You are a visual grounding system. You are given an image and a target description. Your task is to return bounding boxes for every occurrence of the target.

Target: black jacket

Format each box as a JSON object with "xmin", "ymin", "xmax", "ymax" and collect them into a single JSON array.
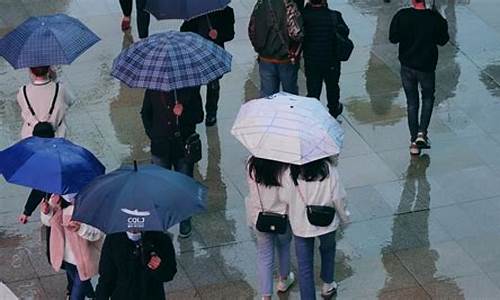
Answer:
[
  {"xmin": 180, "ymin": 6, "xmax": 235, "ymax": 47},
  {"xmin": 302, "ymin": 4, "xmax": 349, "ymax": 68},
  {"xmin": 389, "ymin": 8, "xmax": 449, "ymax": 72},
  {"xmin": 140, "ymin": 88, "xmax": 202, "ymax": 157},
  {"xmin": 95, "ymin": 232, "xmax": 177, "ymax": 300}
]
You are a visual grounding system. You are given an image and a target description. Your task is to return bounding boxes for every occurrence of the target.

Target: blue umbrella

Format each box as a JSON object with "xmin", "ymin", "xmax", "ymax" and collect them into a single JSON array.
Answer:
[
  {"xmin": 0, "ymin": 137, "xmax": 105, "ymax": 194},
  {"xmin": 145, "ymin": 0, "xmax": 231, "ymax": 20},
  {"xmin": 0, "ymin": 13, "xmax": 100, "ymax": 69},
  {"xmin": 111, "ymin": 31, "xmax": 232, "ymax": 92},
  {"xmin": 72, "ymin": 163, "xmax": 208, "ymax": 234}
]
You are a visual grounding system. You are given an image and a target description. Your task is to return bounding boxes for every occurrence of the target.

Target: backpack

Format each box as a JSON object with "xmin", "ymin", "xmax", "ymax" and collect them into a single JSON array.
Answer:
[
  {"xmin": 284, "ymin": 0, "xmax": 304, "ymax": 42},
  {"xmin": 330, "ymin": 11, "xmax": 354, "ymax": 62},
  {"xmin": 23, "ymin": 83, "xmax": 59, "ymax": 138}
]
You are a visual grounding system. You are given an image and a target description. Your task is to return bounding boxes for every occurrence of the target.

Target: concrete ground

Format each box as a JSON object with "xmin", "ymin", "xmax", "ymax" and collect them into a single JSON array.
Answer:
[{"xmin": 1, "ymin": 0, "xmax": 500, "ymax": 299}]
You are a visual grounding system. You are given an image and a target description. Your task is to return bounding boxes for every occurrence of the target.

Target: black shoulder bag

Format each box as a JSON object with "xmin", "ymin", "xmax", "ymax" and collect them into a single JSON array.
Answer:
[
  {"xmin": 297, "ymin": 184, "xmax": 336, "ymax": 227},
  {"xmin": 172, "ymin": 91, "xmax": 202, "ymax": 163},
  {"xmin": 23, "ymin": 83, "xmax": 60, "ymax": 137},
  {"xmin": 330, "ymin": 11, "xmax": 354, "ymax": 62},
  {"xmin": 255, "ymin": 182, "xmax": 288, "ymax": 234}
]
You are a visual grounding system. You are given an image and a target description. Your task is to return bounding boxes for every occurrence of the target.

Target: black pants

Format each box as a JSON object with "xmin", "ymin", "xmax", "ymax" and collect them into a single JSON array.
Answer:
[
  {"xmin": 195, "ymin": 79, "xmax": 220, "ymax": 118},
  {"xmin": 305, "ymin": 64, "xmax": 342, "ymax": 117},
  {"xmin": 119, "ymin": 0, "xmax": 150, "ymax": 38},
  {"xmin": 400, "ymin": 65, "xmax": 436, "ymax": 142}
]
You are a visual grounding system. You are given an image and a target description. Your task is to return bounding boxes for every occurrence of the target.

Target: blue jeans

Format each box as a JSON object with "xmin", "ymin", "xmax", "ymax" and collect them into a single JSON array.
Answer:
[
  {"xmin": 400, "ymin": 65, "xmax": 436, "ymax": 142},
  {"xmin": 63, "ymin": 262, "xmax": 94, "ymax": 300},
  {"xmin": 259, "ymin": 60, "xmax": 299, "ymax": 97},
  {"xmin": 255, "ymin": 226, "xmax": 292, "ymax": 296},
  {"xmin": 294, "ymin": 231, "xmax": 337, "ymax": 300}
]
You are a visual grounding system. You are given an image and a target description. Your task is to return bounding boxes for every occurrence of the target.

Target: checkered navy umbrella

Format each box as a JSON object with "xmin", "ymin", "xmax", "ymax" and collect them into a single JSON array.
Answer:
[
  {"xmin": 111, "ymin": 31, "xmax": 232, "ymax": 91},
  {"xmin": 0, "ymin": 14, "xmax": 100, "ymax": 69},
  {"xmin": 145, "ymin": 0, "xmax": 231, "ymax": 20}
]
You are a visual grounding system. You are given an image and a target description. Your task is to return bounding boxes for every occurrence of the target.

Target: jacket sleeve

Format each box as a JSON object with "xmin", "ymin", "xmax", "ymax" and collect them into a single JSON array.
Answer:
[
  {"xmin": 140, "ymin": 90, "xmax": 153, "ymax": 139},
  {"xmin": 389, "ymin": 11, "xmax": 400, "ymax": 44},
  {"xmin": 331, "ymin": 169, "xmax": 350, "ymax": 225},
  {"xmin": 435, "ymin": 13, "xmax": 450, "ymax": 46},
  {"xmin": 147, "ymin": 233, "xmax": 177, "ymax": 282},
  {"xmin": 95, "ymin": 237, "xmax": 116, "ymax": 300},
  {"xmin": 336, "ymin": 12, "xmax": 350, "ymax": 38},
  {"xmin": 217, "ymin": 7, "xmax": 235, "ymax": 44},
  {"xmin": 23, "ymin": 189, "xmax": 46, "ymax": 216}
]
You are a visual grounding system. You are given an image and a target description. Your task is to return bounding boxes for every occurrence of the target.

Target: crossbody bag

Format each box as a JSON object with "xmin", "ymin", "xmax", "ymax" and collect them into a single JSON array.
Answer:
[
  {"xmin": 255, "ymin": 182, "xmax": 288, "ymax": 234},
  {"xmin": 23, "ymin": 83, "xmax": 60, "ymax": 137},
  {"xmin": 296, "ymin": 184, "xmax": 336, "ymax": 227}
]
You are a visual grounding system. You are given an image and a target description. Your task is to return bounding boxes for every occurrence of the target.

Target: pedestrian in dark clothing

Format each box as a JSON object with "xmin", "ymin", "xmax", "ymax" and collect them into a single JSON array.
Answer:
[
  {"xmin": 95, "ymin": 231, "xmax": 177, "ymax": 300},
  {"xmin": 119, "ymin": 0, "xmax": 150, "ymax": 38},
  {"xmin": 294, "ymin": 0, "xmax": 305, "ymax": 11},
  {"xmin": 249, "ymin": 0, "xmax": 304, "ymax": 97},
  {"xmin": 180, "ymin": 7, "xmax": 235, "ymax": 126},
  {"xmin": 302, "ymin": 0, "xmax": 350, "ymax": 119},
  {"xmin": 140, "ymin": 88, "xmax": 202, "ymax": 238},
  {"xmin": 389, "ymin": 0, "xmax": 449, "ymax": 155}
]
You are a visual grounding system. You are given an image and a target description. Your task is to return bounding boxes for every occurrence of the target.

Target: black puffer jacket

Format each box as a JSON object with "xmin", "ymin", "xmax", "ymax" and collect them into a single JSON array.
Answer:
[{"xmin": 302, "ymin": 4, "xmax": 349, "ymax": 67}]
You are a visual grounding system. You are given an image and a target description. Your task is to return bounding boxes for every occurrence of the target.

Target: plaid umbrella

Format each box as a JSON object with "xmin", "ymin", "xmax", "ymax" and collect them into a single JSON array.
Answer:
[
  {"xmin": 0, "ymin": 14, "xmax": 100, "ymax": 69},
  {"xmin": 111, "ymin": 31, "xmax": 232, "ymax": 91},
  {"xmin": 145, "ymin": 0, "xmax": 231, "ymax": 20},
  {"xmin": 231, "ymin": 93, "xmax": 344, "ymax": 165}
]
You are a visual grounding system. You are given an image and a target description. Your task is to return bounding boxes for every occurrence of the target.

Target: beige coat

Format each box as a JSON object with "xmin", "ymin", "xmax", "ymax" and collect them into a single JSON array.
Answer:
[{"xmin": 16, "ymin": 81, "xmax": 70, "ymax": 139}]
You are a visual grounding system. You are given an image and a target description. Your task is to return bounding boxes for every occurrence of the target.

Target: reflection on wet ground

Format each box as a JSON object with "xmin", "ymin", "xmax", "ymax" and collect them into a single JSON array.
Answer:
[{"xmin": 2, "ymin": 0, "xmax": 500, "ymax": 299}]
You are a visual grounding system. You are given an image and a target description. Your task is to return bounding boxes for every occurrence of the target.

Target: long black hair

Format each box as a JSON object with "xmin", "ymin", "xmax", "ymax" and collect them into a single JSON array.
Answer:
[
  {"xmin": 247, "ymin": 156, "xmax": 289, "ymax": 187},
  {"xmin": 290, "ymin": 157, "xmax": 333, "ymax": 185}
]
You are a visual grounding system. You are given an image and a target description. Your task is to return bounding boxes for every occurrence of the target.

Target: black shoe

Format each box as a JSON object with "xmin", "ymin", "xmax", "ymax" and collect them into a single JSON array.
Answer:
[
  {"xmin": 330, "ymin": 103, "xmax": 343, "ymax": 119},
  {"xmin": 415, "ymin": 132, "xmax": 431, "ymax": 149},
  {"xmin": 205, "ymin": 115, "xmax": 217, "ymax": 127},
  {"xmin": 179, "ymin": 220, "xmax": 192, "ymax": 238}
]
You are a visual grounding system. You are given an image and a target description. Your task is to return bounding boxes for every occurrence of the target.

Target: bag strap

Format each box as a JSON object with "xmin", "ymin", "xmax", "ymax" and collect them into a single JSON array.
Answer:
[
  {"xmin": 254, "ymin": 180, "xmax": 287, "ymax": 213},
  {"xmin": 267, "ymin": 0, "xmax": 287, "ymax": 49},
  {"xmin": 206, "ymin": 15, "xmax": 213, "ymax": 30},
  {"xmin": 295, "ymin": 180, "xmax": 335, "ymax": 206},
  {"xmin": 48, "ymin": 83, "xmax": 59, "ymax": 117},
  {"xmin": 23, "ymin": 86, "xmax": 37, "ymax": 118}
]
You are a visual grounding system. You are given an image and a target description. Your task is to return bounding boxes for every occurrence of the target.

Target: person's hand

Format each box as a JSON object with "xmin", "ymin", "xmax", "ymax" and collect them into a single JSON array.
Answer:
[
  {"xmin": 66, "ymin": 221, "xmax": 81, "ymax": 232},
  {"xmin": 19, "ymin": 214, "xmax": 29, "ymax": 224},
  {"xmin": 41, "ymin": 201, "xmax": 50, "ymax": 214},
  {"xmin": 208, "ymin": 29, "xmax": 218, "ymax": 40},
  {"xmin": 147, "ymin": 255, "xmax": 162, "ymax": 270},
  {"xmin": 173, "ymin": 103, "xmax": 184, "ymax": 116}
]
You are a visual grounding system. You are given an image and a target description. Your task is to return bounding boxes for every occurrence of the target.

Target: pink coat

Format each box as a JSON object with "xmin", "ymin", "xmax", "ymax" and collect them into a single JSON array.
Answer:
[{"xmin": 44, "ymin": 198, "xmax": 102, "ymax": 281}]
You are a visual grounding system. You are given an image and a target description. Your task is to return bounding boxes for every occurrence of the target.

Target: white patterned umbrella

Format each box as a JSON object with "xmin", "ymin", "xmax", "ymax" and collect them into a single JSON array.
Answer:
[{"xmin": 231, "ymin": 93, "xmax": 344, "ymax": 165}]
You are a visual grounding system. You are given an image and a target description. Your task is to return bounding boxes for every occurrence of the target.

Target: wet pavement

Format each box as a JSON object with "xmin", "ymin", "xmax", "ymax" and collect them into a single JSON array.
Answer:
[{"xmin": 1, "ymin": 0, "xmax": 500, "ymax": 299}]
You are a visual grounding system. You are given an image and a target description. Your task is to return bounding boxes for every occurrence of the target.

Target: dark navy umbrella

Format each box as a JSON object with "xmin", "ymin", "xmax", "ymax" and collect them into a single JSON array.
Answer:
[
  {"xmin": 0, "ymin": 13, "xmax": 100, "ymax": 69},
  {"xmin": 145, "ymin": 0, "xmax": 230, "ymax": 20},
  {"xmin": 73, "ymin": 163, "xmax": 208, "ymax": 234},
  {"xmin": 0, "ymin": 137, "xmax": 105, "ymax": 194}
]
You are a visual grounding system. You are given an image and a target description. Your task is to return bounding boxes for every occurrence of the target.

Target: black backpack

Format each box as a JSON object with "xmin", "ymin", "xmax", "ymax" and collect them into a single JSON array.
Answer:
[
  {"xmin": 331, "ymin": 12, "xmax": 354, "ymax": 62},
  {"xmin": 23, "ymin": 83, "xmax": 59, "ymax": 138}
]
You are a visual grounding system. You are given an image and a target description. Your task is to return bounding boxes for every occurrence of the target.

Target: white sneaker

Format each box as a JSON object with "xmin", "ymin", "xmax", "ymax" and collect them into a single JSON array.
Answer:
[
  {"xmin": 277, "ymin": 272, "xmax": 295, "ymax": 292},
  {"xmin": 321, "ymin": 281, "xmax": 338, "ymax": 298}
]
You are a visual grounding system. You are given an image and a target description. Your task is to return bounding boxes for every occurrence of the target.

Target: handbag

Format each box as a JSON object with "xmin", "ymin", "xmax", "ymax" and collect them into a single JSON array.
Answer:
[
  {"xmin": 297, "ymin": 184, "xmax": 336, "ymax": 227},
  {"xmin": 330, "ymin": 11, "xmax": 354, "ymax": 62},
  {"xmin": 254, "ymin": 183, "xmax": 288, "ymax": 234}
]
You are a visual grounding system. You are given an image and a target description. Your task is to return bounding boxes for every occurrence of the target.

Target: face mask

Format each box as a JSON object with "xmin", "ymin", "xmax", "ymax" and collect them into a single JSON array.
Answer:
[{"xmin": 126, "ymin": 231, "xmax": 142, "ymax": 242}]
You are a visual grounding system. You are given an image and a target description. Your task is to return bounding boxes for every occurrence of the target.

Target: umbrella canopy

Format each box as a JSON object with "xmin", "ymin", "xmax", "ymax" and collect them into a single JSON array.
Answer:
[
  {"xmin": 0, "ymin": 137, "xmax": 105, "ymax": 194},
  {"xmin": 0, "ymin": 13, "xmax": 100, "ymax": 69},
  {"xmin": 111, "ymin": 31, "xmax": 232, "ymax": 92},
  {"xmin": 145, "ymin": 0, "xmax": 230, "ymax": 20},
  {"xmin": 73, "ymin": 163, "xmax": 208, "ymax": 234},
  {"xmin": 231, "ymin": 93, "xmax": 344, "ymax": 165}
]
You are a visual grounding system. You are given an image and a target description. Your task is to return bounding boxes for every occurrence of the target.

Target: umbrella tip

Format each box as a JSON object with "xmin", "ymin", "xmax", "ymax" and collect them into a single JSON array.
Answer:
[{"xmin": 133, "ymin": 160, "xmax": 138, "ymax": 171}]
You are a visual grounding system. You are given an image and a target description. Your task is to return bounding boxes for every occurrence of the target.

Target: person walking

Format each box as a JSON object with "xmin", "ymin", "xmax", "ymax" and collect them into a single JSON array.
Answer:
[
  {"xmin": 140, "ymin": 88, "xmax": 203, "ymax": 238},
  {"xmin": 180, "ymin": 6, "xmax": 235, "ymax": 126},
  {"xmin": 245, "ymin": 156, "xmax": 295, "ymax": 299},
  {"xmin": 389, "ymin": 0, "xmax": 449, "ymax": 155},
  {"xmin": 249, "ymin": 0, "xmax": 304, "ymax": 97},
  {"xmin": 95, "ymin": 231, "xmax": 177, "ymax": 300},
  {"xmin": 40, "ymin": 194, "xmax": 103, "ymax": 300},
  {"xmin": 302, "ymin": 0, "xmax": 350, "ymax": 119},
  {"xmin": 118, "ymin": 0, "xmax": 150, "ymax": 38},
  {"xmin": 285, "ymin": 157, "xmax": 350, "ymax": 299}
]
